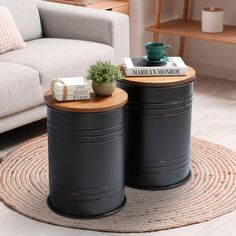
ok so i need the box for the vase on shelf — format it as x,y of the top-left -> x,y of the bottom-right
201,6 -> 224,33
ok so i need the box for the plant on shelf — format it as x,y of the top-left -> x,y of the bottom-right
86,60 -> 122,96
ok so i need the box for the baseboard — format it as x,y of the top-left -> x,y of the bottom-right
186,60 -> 236,82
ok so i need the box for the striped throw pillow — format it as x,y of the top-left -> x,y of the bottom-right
0,6 -> 26,54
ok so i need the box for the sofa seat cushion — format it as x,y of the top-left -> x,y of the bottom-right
0,38 -> 115,92
0,62 -> 43,118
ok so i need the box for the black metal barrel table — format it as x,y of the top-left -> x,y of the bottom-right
44,88 -> 128,218
117,66 -> 196,189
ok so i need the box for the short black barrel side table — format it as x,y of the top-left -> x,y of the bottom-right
44,88 -> 128,218
117,66 -> 196,189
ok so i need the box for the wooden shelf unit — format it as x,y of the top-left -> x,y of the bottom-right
147,19 -> 236,44
45,0 -> 130,15
146,0 -> 236,56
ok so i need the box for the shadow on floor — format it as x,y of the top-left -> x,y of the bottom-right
0,119 -> 47,153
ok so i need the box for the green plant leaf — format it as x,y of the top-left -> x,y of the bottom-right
86,61 -> 121,84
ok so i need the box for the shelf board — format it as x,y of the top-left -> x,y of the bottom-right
45,0 -> 129,10
146,19 -> 236,44
89,0 -> 129,10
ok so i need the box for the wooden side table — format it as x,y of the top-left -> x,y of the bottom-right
117,66 -> 196,189
44,88 -> 128,218
45,0 -> 130,15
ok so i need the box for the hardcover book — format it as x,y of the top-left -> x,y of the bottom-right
50,77 -> 91,101
124,57 -> 187,77
52,77 -> 91,91
54,89 -> 91,96
54,94 -> 91,102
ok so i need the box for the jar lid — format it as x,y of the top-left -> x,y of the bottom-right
202,7 -> 224,12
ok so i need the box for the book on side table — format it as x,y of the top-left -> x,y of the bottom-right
124,57 -> 187,77
51,77 -> 91,101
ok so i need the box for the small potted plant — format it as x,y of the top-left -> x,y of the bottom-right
86,60 -> 121,96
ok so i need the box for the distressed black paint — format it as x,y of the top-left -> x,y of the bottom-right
117,81 -> 193,189
46,106 -> 126,218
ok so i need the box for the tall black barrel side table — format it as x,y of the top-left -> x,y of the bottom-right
44,88 -> 128,218
117,66 -> 196,189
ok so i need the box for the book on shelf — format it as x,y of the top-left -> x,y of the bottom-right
123,57 -> 187,77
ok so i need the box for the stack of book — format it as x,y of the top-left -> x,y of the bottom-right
123,57 -> 187,77
51,77 -> 91,101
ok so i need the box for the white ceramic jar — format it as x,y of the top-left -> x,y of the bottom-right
202,7 -> 224,33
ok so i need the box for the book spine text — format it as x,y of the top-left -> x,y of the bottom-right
55,94 -> 90,101
126,68 -> 186,76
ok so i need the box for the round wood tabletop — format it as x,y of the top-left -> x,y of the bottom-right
44,88 -> 128,113
120,66 -> 196,87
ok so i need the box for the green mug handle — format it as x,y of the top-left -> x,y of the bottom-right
163,44 -> 172,57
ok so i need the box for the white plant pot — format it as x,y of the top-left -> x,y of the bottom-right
92,81 -> 116,97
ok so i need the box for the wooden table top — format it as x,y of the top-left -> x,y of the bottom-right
120,66 -> 196,87
44,88 -> 128,113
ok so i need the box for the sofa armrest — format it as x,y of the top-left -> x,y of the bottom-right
37,1 -> 129,64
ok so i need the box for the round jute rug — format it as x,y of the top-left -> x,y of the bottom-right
0,135 -> 236,233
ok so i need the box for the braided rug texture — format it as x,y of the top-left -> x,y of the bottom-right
0,134 -> 236,233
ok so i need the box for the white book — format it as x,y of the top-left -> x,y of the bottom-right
124,57 -> 187,77
52,77 -> 91,91
54,89 -> 91,96
54,94 -> 91,102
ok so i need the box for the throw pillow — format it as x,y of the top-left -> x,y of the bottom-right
0,6 -> 26,54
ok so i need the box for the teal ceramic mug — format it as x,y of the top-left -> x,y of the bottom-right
145,42 -> 172,61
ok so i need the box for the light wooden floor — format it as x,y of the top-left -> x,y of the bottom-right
1,75 -> 236,236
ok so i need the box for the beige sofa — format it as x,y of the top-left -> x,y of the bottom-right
0,0 -> 129,133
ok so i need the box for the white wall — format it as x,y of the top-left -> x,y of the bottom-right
130,0 -> 236,81
130,0 -> 179,57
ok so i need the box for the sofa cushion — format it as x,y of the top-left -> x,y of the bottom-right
0,104 -> 46,133
0,6 -> 26,54
0,62 -> 43,118
0,0 -> 42,41
0,38 -> 115,92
